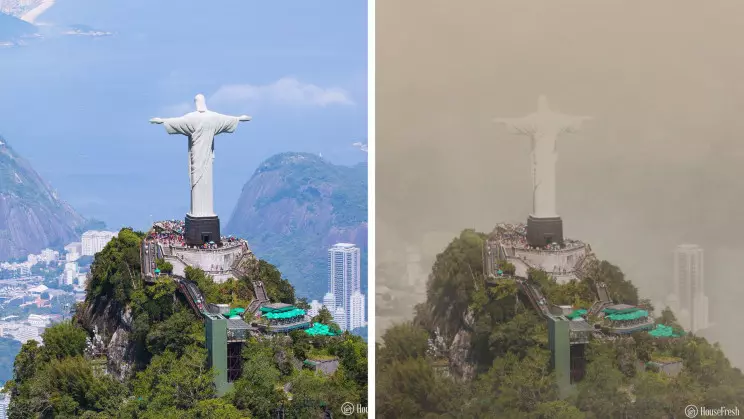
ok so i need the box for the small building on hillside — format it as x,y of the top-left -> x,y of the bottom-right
643,355 -> 684,377
303,356 -> 339,376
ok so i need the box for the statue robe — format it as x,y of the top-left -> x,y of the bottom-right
497,111 -> 588,219
161,111 -> 240,217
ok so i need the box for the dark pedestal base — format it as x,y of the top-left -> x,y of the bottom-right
527,215 -> 563,247
185,214 -> 222,247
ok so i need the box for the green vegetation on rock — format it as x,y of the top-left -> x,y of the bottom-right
7,227 -> 367,418
378,229 -> 744,418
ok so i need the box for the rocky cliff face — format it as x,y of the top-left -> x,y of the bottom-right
0,137 -> 86,260
226,152 -> 368,300
77,297 -> 135,381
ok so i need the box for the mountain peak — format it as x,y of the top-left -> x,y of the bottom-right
227,152 -> 367,299
0,135 -> 85,259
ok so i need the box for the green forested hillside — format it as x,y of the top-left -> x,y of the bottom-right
6,228 -> 367,418
377,229 -> 744,418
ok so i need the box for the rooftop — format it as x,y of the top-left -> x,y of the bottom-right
569,320 -> 594,332
331,243 -> 357,249
261,303 -> 295,313
604,304 -> 637,312
227,318 -> 252,330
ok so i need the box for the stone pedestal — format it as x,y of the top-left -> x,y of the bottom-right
527,215 -> 563,247
185,214 -> 222,246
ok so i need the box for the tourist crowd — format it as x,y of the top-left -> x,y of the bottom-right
491,222 -> 584,251
147,219 -> 247,251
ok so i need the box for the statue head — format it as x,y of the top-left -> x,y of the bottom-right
538,95 -> 550,112
195,94 -> 208,112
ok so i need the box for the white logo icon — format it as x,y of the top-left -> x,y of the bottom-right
685,405 -> 699,418
341,402 -> 354,416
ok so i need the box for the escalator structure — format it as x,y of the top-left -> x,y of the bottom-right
170,275 -> 252,396
516,278 -> 590,393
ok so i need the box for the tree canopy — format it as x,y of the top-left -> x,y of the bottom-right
8,228 -> 367,418
378,228 -> 744,418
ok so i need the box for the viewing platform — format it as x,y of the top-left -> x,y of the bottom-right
484,223 -> 590,284
599,304 -> 656,335
255,303 -> 311,334
142,219 -> 257,283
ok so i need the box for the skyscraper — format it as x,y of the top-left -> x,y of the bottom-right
669,244 -> 709,333
328,243 -> 361,331
81,231 -> 118,256
323,292 -> 336,312
349,290 -> 366,330
333,306 -> 347,331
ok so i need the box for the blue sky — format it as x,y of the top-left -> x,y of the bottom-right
0,0 -> 368,229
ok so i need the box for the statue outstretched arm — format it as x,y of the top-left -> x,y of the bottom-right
494,117 -> 536,135
215,113 -> 250,135
150,116 -> 193,136
558,115 -> 592,134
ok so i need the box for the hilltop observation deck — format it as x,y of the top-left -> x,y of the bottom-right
598,304 -> 656,335
141,219 -> 256,283
484,223 -> 590,284
254,303 -> 311,334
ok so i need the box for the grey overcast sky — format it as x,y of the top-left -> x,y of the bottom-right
376,0 -> 744,364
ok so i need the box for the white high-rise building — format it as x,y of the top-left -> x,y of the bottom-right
64,262 -> 78,285
328,243 -> 361,330
349,290 -> 366,330
39,248 -> 58,263
668,244 -> 709,333
64,242 -> 82,262
0,391 -> 10,419
322,292 -> 336,312
333,306 -> 347,331
81,231 -> 118,256
308,299 -> 323,318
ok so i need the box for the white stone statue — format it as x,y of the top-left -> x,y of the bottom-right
494,96 -> 591,218
150,94 -> 251,217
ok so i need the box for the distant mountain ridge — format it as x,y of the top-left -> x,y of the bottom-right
0,12 -> 37,43
0,136 -> 86,260
227,152 -> 367,300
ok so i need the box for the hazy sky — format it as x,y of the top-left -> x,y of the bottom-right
377,0 -> 744,363
0,0 -> 367,229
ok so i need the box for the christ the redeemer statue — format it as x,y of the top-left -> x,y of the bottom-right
150,94 -> 251,218
495,96 -> 591,246
150,94 -> 250,246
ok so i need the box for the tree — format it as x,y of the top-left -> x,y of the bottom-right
311,307 -> 340,332
295,297 -> 311,310
231,338 -> 284,418
146,309 -> 204,357
87,228 -> 142,306
156,258 -> 174,274
40,321 -> 87,361
424,229 -> 487,337
377,322 -> 429,365
131,346 -> 215,413
187,399 -> 247,418
377,357 -> 460,418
